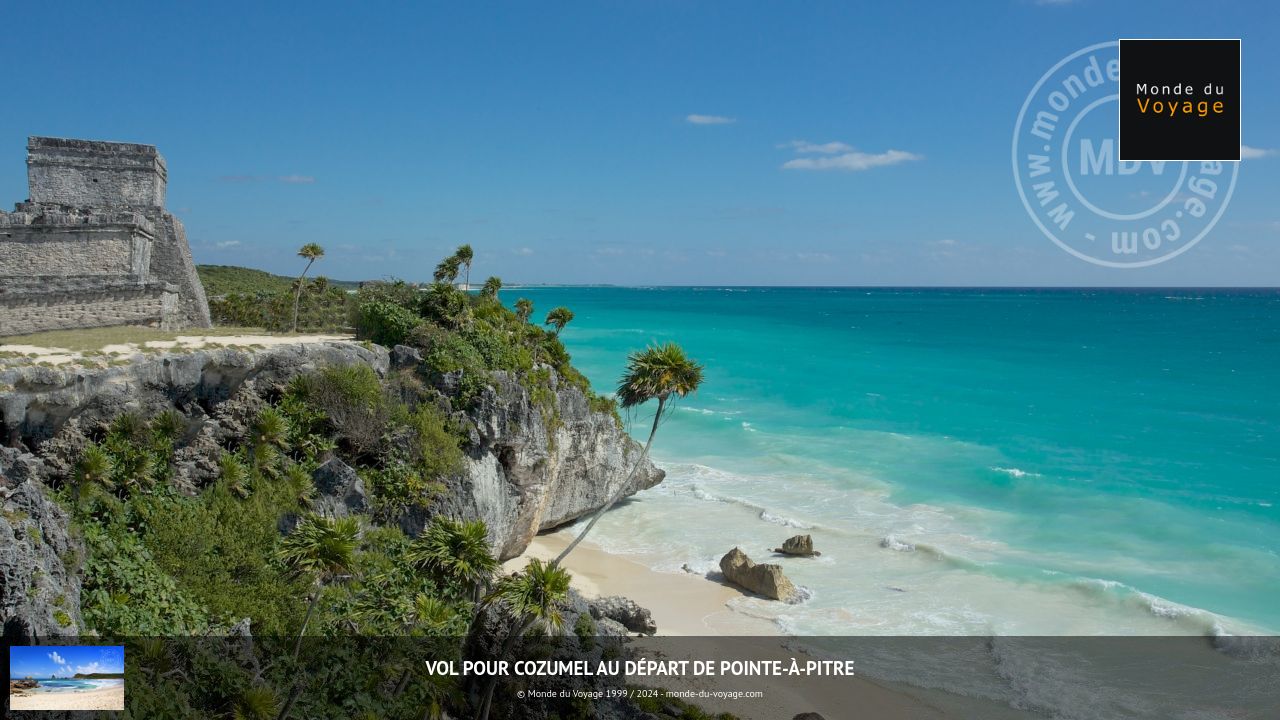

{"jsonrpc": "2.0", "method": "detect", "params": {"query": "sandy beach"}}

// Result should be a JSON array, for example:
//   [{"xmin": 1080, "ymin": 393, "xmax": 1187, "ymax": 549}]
[
  {"xmin": 9, "ymin": 684, "xmax": 125, "ymax": 711},
  {"xmin": 508, "ymin": 528, "xmax": 1016, "ymax": 720}
]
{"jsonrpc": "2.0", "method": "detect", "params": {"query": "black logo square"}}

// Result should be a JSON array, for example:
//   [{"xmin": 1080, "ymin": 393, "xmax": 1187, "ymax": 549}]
[{"xmin": 1119, "ymin": 39, "xmax": 1240, "ymax": 161}]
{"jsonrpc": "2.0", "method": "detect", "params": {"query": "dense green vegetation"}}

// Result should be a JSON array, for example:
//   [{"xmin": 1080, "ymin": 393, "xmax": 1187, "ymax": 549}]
[
  {"xmin": 55, "ymin": 247, "xmax": 707, "ymax": 718},
  {"xmin": 197, "ymin": 264, "xmax": 359, "ymax": 296}
]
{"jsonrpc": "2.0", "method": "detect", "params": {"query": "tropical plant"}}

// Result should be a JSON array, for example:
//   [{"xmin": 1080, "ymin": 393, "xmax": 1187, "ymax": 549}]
[
  {"xmin": 231, "ymin": 684, "xmax": 280, "ymax": 720},
  {"xmin": 475, "ymin": 558, "xmax": 571, "ymax": 720},
  {"xmin": 455, "ymin": 244, "xmax": 474, "ymax": 291},
  {"xmin": 433, "ymin": 256, "xmax": 461, "ymax": 284},
  {"xmin": 555, "ymin": 342, "xmax": 703, "ymax": 563},
  {"xmin": 407, "ymin": 517, "xmax": 497, "ymax": 604},
  {"xmin": 277, "ymin": 514, "xmax": 361, "ymax": 657},
  {"xmin": 544, "ymin": 306, "xmax": 574, "ymax": 336},
  {"xmin": 479, "ymin": 276, "xmax": 502, "ymax": 300},
  {"xmin": 292, "ymin": 243, "xmax": 325, "ymax": 333},
  {"xmin": 514, "ymin": 298, "xmax": 533, "ymax": 322}
]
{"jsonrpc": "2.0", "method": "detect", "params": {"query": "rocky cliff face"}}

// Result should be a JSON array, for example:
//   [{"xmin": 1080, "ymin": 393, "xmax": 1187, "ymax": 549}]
[
  {"xmin": 434, "ymin": 367, "xmax": 663, "ymax": 560},
  {"xmin": 0, "ymin": 340, "xmax": 663, "ymax": 635}
]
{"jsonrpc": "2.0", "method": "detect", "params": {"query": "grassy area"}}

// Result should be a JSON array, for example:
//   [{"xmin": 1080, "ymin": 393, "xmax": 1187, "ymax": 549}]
[
  {"xmin": 198, "ymin": 264, "xmax": 360, "ymax": 297},
  {"xmin": 0, "ymin": 326, "xmax": 276, "ymax": 352}
]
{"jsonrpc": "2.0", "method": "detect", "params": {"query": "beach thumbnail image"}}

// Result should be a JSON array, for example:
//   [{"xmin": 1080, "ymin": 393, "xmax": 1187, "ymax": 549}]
[{"xmin": 9, "ymin": 645, "xmax": 125, "ymax": 712}]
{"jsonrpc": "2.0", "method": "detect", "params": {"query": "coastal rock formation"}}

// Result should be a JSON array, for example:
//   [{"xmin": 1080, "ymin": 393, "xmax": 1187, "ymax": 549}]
[
  {"xmin": 0, "ymin": 452, "xmax": 84, "ymax": 640},
  {"xmin": 774, "ymin": 534, "xmax": 820, "ymax": 557},
  {"xmin": 433, "ymin": 368, "xmax": 663, "ymax": 560},
  {"xmin": 719, "ymin": 547, "xmax": 798, "ymax": 602},
  {"xmin": 1, "ymin": 340, "xmax": 661, "ymax": 562},
  {"xmin": 0, "ymin": 341, "xmax": 389, "ymax": 447},
  {"xmin": 311, "ymin": 456, "xmax": 369, "ymax": 519},
  {"xmin": 589, "ymin": 595, "xmax": 658, "ymax": 635},
  {"xmin": 0, "ymin": 136, "xmax": 211, "ymax": 336}
]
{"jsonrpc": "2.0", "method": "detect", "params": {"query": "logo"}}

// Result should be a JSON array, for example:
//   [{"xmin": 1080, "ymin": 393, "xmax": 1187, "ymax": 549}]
[{"xmin": 1012, "ymin": 41, "xmax": 1238, "ymax": 268}]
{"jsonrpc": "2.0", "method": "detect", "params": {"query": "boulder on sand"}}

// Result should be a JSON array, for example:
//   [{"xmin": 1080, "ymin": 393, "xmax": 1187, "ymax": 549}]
[
  {"xmin": 773, "ymin": 534, "xmax": 820, "ymax": 557},
  {"xmin": 719, "ymin": 547, "xmax": 798, "ymax": 602}
]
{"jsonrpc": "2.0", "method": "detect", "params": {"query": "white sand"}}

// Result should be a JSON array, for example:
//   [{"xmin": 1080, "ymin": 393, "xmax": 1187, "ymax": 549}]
[
  {"xmin": 9, "ymin": 684, "xmax": 125, "ymax": 711},
  {"xmin": 506, "ymin": 528, "xmax": 968, "ymax": 720}
]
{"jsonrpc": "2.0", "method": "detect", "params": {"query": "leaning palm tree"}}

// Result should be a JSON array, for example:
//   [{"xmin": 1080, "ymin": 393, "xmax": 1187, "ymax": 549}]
[
  {"xmin": 480, "ymin": 276, "xmax": 502, "ymax": 300},
  {"xmin": 433, "ymin": 255, "xmax": 461, "ymax": 284},
  {"xmin": 514, "ymin": 298, "xmax": 533, "ymax": 322},
  {"xmin": 544, "ymin": 306, "xmax": 574, "ymax": 336},
  {"xmin": 277, "ymin": 514, "xmax": 361, "ymax": 656},
  {"xmin": 555, "ymin": 342, "xmax": 703, "ymax": 563},
  {"xmin": 291, "ymin": 243, "xmax": 325, "ymax": 332},
  {"xmin": 475, "ymin": 559, "xmax": 571, "ymax": 720},
  {"xmin": 407, "ymin": 516, "xmax": 498, "ymax": 605},
  {"xmin": 455, "ymin": 244, "xmax": 474, "ymax": 292}
]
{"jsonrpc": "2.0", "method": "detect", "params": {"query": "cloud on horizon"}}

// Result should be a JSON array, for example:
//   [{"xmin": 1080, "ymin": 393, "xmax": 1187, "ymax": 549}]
[
  {"xmin": 217, "ymin": 174, "xmax": 317, "ymax": 184},
  {"xmin": 686, "ymin": 114, "xmax": 735, "ymax": 125},
  {"xmin": 1241, "ymin": 145, "xmax": 1275, "ymax": 159},
  {"xmin": 780, "ymin": 141, "xmax": 922, "ymax": 171},
  {"xmin": 779, "ymin": 140, "xmax": 854, "ymax": 154}
]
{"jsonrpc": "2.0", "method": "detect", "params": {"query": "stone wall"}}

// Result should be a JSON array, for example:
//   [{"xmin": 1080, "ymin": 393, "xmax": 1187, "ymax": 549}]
[
  {"xmin": 27, "ymin": 136, "xmax": 167, "ymax": 208},
  {"xmin": 0, "ymin": 136, "xmax": 210, "ymax": 336},
  {"xmin": 0, "ymin": 213, "xmax": 155, "ymax": 281},
  {"xmin": 0, "ymin": 283, "xmax": 176, "ymax": 336}
]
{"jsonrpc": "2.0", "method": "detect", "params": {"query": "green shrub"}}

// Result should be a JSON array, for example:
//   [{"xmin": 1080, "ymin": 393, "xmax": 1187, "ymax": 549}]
[
  {"xmin": 140, "ymin": 476, "xmax": 307, "ymax": 636},
  {"xmin": 294, "ymin": 364, "xmax": 390, "ymax": 457},
  {"xmin": 361, "ymin": 461, "xmax": 444, "ymax": 521},
  {"xmin": 355, "ymin": 300, "xmax": 420, "ymax": 347},
  {"xmin": 79, "ymin": 515, "xmax": 210, "ymax": 635},
  {"xmin": 401, "ymin": 402, "xmax": 465, "ymax": 478}
]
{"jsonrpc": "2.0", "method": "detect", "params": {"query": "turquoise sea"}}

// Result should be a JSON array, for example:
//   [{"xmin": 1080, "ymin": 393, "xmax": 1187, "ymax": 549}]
[{"xmin": 512, "ymin": 287, "xmax": 1280, "ymax": 637}]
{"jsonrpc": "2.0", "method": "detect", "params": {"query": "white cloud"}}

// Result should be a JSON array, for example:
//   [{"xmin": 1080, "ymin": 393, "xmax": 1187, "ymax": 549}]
[
  {"xmin": 49, "ymin": 651, "xmax": 65, "ymax": 665},
  {"xmin": 1241, "ymin": 145, "xmax": 1275, "ymax": 159},
  {"xmin": 686, "ymin": 114, "xmax": 736, "ymax": 125},
  {"xmin": 75, "ymin": 662, "xmax": 109, "ymax": 675},
  {"xmin": 779, "ymin": 140, "xmax": 854, "ymax": 154},
  {"xmin": 513, "ymin": 247, "xmax": 534, "ymax": 256},
  {"xmin": 278, "ymin": 174, "xmax": 316, "ymax": 184},
  {"xmin": 215, "ymin": 240, "xmax": 241, "ymax": 249},
  {"xmin": 782, "ymin": 148, "xmax": 922, "ymax": 171}
]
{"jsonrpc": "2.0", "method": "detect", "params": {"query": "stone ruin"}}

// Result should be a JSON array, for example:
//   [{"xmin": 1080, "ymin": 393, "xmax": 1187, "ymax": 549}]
[{"xmin": 0, "ymin": 136, "xmax": 211, "ymax": 337}]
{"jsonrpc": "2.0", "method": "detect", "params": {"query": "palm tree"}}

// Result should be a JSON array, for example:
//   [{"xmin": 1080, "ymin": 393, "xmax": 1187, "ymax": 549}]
[
  {"xmin": 555, "ymin": 342, "xmax": 703, "ymax": 563},
  {"xmin": 480, "ymin": 276, "xmax": 502, "ymax": 300},
  {"xmin": 475, "ymin": 559, "xmax": 571, "ymax": 720},
  {"xmin": 277, "ymin": 514, "xmax": 361, "ymax": 656},
  {"xmin": 433, "ymin": 256, "xmax": 461, "ymax": 284},
  {"xmin": 514, "ymin": 298, "xmax": 533, "ymax": 322},
  {"xmin": 544, "ymin": 307, "xmax": 574, "ymax": 336},
  {"xmin": 275, "ymin": 514, "xmax": 360, "ymax": 720},
  {"xmin": 407, "ymin": 516, "xmax": 498, "ymax": 605},
  {"xmin": 455, "ymin": 244, "xmax": 474, "ymax": 292},
  {"xmin": 291, "ymin": 243, "xmax": 325, "ymax": 333}
]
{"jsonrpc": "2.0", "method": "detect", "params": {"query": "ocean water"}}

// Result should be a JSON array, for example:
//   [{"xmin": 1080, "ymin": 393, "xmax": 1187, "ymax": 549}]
[
  {"xmin": 511, "ymin": 287, "xmax": 1280, "ymax": 637},
  {"xmin": 25, "ymin": 678, "xmax": 123, "ymax": 693}
]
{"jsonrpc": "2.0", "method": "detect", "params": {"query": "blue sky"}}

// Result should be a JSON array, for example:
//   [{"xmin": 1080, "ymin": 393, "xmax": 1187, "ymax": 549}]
[
  {"xmin": 0, "ymin": 1, "xmax": 1276, "ymax": 285},
  {"xmin": 9, "ymin": 646, "xmax": 124, "ymax": 678}
]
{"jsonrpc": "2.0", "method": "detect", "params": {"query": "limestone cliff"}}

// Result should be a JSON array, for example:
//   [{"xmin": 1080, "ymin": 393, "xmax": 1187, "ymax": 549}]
[
  {"xmin": 433, "ymin": 367, "xmax": 663, "ymax": 559},
  {"xmin": 0, "ymin": 340, "xmax": 662, "ymax": 635}
]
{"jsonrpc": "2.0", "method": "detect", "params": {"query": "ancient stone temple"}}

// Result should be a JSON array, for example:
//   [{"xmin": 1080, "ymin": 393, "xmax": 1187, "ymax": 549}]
[{"xmin": 0, "ymin": 137, "xmax": 211, "ymax": 336}]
